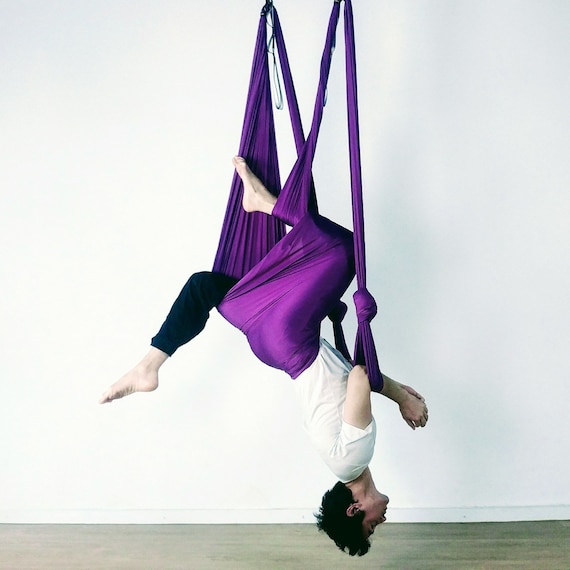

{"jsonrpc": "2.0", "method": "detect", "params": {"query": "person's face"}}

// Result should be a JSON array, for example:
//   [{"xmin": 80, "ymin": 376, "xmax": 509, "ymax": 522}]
[{"xmin": 361, "ymin": 492, "xmax": 389, "ymax": 538}]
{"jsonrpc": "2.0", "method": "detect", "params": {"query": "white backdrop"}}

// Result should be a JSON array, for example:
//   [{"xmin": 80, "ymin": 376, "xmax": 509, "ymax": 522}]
[{"xmin": 1, "ymin": 0, "xmax": 569, "ymax": 524}]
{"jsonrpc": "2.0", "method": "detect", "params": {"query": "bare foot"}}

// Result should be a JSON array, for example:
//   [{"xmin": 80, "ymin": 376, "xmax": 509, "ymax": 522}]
[
  {"xmin": 99, "ymin": 348, "xmax": 167, "ymax": 404},
  {"xmin": 232, "ymin": 156, "xmax": 276, "ymax": 215}
]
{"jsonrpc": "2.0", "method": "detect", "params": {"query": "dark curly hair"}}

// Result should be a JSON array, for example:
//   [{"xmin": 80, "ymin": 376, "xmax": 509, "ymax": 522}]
[{"xmin": 315, "ymin": 481, "xmax": 371, "ymax": 556}]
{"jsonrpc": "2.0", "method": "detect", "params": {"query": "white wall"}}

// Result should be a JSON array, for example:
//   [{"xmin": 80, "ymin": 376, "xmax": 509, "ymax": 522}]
[{"xmin": 1, "ymin": 0, "xmax": 569, "ymax": 524}]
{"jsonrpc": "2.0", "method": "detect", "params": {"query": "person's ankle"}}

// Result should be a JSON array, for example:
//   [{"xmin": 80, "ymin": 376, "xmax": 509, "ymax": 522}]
[{"xmin": 140, "ymin": 347, "xmax": 169, "ymax": 370}]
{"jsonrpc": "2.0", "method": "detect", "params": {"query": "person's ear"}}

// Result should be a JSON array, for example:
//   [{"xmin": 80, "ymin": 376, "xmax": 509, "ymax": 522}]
[{"xmin": 346, "ymin": 502, "xmax": 362, "ymax": 517}]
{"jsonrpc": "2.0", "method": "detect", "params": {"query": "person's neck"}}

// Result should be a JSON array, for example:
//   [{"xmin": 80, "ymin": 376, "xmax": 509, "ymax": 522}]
[{"xmin": 345, "ymin": 467, "xmax": 377, "ymax": 500}]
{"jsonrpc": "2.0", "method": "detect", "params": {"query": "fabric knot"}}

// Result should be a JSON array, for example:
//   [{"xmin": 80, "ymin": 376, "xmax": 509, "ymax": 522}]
[
  {"xmin": 328, "ymin": 301, "xmax": 348, "ymax": 323},
  {"xmin": 353, "ymin": 288, "xmax": 377, "ymax": 323}
]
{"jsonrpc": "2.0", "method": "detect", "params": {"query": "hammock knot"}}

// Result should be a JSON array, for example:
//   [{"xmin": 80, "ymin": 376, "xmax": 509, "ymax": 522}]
[
  {"xmin": 353, "ymin": 288, "xmax": 377, "ymax": 323},
  {"xmin": 328, "ymin": 300, "xmax": 348, "ymax": 323},
  {"xmin": 261, "ymin": 0, "xmax": 274, "ymax": 17}
]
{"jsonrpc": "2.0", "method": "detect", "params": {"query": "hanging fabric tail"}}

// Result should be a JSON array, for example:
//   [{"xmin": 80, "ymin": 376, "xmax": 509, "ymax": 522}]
[
  {"xmin": 212, "ymin": 7, "xmax": 286, "ymax": 280},
  {"xmin": 343, "ymin": 0, "xmax": 383, "ymax": 392}
]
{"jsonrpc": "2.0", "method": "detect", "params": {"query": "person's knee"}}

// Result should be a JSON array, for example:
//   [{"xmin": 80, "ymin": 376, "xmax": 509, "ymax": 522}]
[
  {"xmin": 190, "ymin": 271, "xmax": 235, "ymax": 307},
  {"xmin": 189, "ymin": 271, "xmax": 213, "ymax": 288}
]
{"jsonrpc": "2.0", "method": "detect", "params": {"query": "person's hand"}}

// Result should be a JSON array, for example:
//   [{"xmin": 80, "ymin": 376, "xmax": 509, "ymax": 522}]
[{"xmin": 398, "ymin": 384, "xmax": 428, "ymax": 430}]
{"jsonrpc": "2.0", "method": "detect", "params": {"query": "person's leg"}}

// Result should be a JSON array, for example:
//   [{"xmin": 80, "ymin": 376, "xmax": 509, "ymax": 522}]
[
  {"xmin": 151, "ymin": 271, "xmax": 238, "ymax": 356},
  {"xmin": 100, "ymin": 271, "xmax": 237, "ymax": 404}
]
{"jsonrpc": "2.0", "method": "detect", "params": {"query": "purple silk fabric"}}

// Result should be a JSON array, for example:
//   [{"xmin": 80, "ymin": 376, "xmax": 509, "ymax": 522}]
[
  {"xmin": 342, "ymin": 1, "xmax": 382, "ymax": 389},
  {"xmin": 214, "ymin": 0, "xmax": 383, "ymax": 391},
  {"xmin": 218, "ymin": 211, "xmax": 354, "ymax": 378},
  {"xmin": 211, "ymin": 11, "xmax": 286, "ymax": 280}
]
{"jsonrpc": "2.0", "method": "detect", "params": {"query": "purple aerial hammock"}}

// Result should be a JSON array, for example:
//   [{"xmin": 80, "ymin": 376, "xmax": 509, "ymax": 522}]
[{"xmin": 212, "ymin": 0, "xmax": 383, "ymax": 391}]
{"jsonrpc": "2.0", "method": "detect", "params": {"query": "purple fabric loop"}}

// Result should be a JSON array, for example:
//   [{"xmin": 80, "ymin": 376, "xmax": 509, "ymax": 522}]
[
  {"xmin": 353, "ymin": 288, "xmax": 378, "ymax": 323},
  {"xmin": 212, "ymin": 11, "xmax": 287, "ymax": 279}
]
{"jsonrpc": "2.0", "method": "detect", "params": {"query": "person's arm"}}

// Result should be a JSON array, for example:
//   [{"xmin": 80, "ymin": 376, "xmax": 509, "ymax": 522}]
[
  {"xmin": 343, "ymin": 366, "xmax": 429, "ymax": 431},
  {"xmin": 380, "ymin": 374, "xmax": 429, "ymax": 430},
  {"xmin": 342, "ymin": 365, "xmax": 373, "ymax": 429}
]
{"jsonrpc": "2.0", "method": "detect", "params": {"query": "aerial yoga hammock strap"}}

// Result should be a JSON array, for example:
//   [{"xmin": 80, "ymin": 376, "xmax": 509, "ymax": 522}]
[
  {"xmin": 342, "ymin": 0, "xmax": 382, "ymax": 391},
  {"xmin": 213, "ymin": 0, "xmax": 383, "ymax": 391}
]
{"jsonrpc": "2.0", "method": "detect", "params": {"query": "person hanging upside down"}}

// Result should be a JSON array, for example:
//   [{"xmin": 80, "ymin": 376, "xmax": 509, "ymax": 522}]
[{"xmin": 100, "ymin": 157, "xmax": 428, "ymax": 557}]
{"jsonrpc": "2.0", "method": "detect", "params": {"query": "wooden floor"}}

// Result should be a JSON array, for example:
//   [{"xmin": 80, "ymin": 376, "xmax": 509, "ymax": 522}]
[{"xmin": 1, "ymin": 521, "xmax": 568, "ymax": 569}]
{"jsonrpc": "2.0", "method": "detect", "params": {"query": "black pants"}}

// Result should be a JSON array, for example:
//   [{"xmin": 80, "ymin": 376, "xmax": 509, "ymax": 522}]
[{"xmin": 151, "ymin": 271, "xmax": 238, "ymax": 356}]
